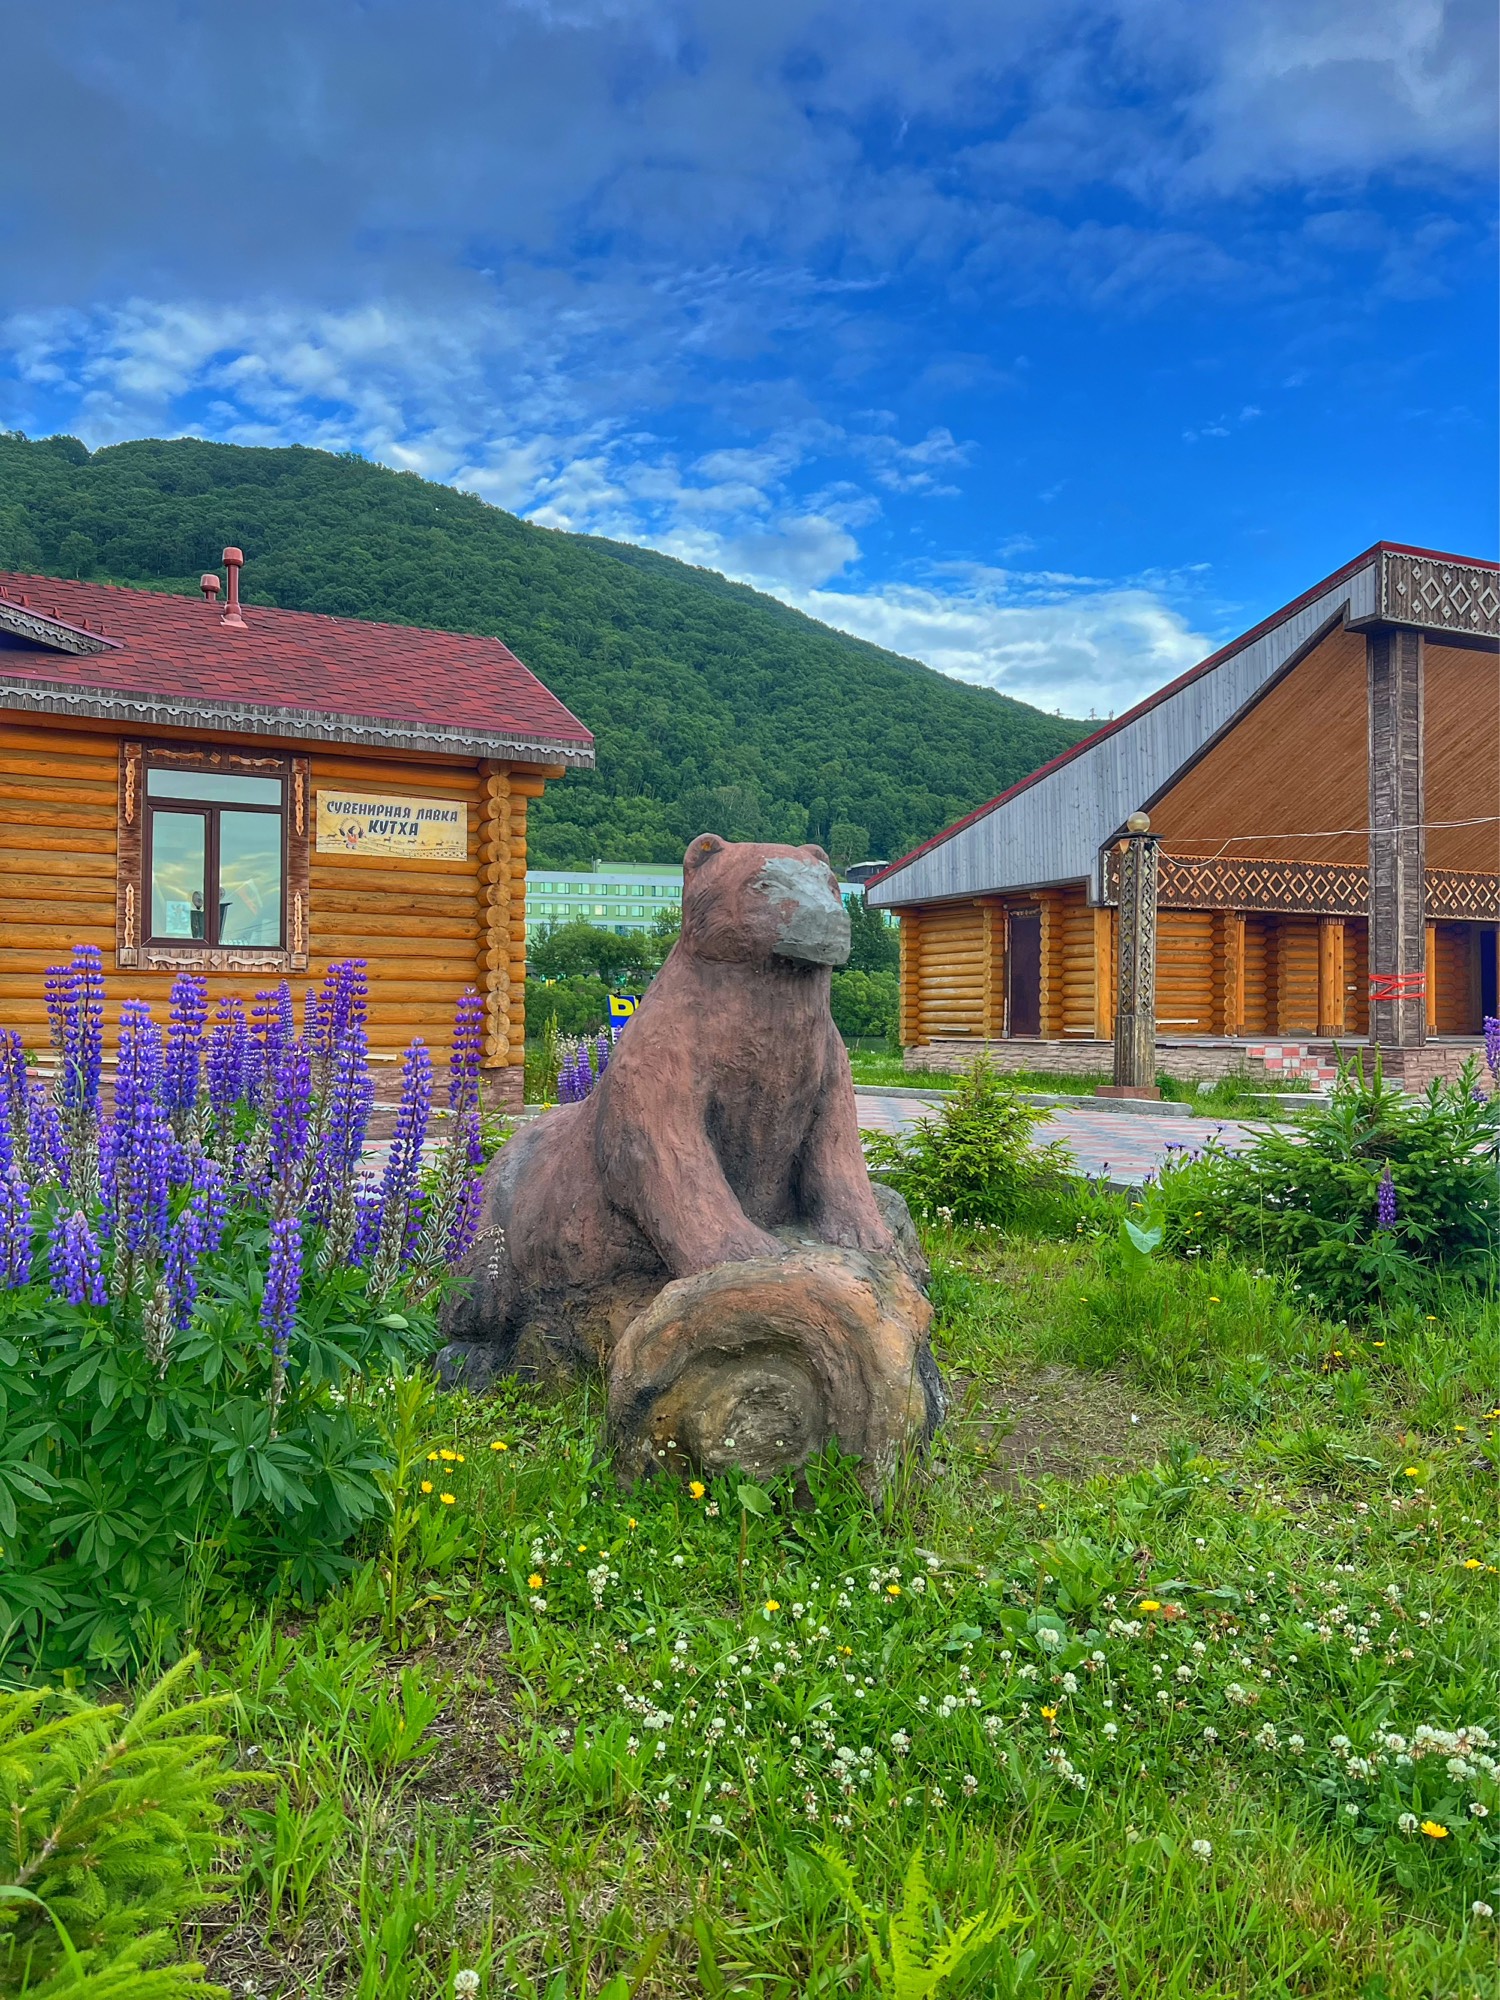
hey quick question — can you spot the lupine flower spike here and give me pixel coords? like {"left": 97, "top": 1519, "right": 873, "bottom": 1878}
{"left": 262, "top": 1215, "right": 303, "bottom": 1421}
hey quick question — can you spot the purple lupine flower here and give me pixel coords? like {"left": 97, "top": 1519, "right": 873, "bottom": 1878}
{"left": 48, "top": 1208, "right": 106, "bottom": 1307}
{"left": 309, "top": 976, "right": 375, "bottom": 1222}
{"left": 268, "top": 1039, "right": 314, "bottom": 1191}
{"left": 367, "top": 1039, "right": 433, "bottom": 1284}
{"left": 164, "top": 1156, "right": 227, "bottom": 1331}
{"left": 115, "top": 1000, "right": 164, "bottom": 1125}
{"left": 262, "top": 1214, "right": 303, "bottom": 1372}
{"left": 1485, "top": 1015, "right": 1500, "bottom": 1084}
{"left": 351, "top": 1181, "right": 384, "bottom": 1264}
{"left": 163, "top": 974, "right": 209, "bottom": 1121}
{"left": 206, "top": 997, "right": 254, "bottom": 1119}
{"left": 1376, "top": 1164, "right": 1398, "bottom": 1231}
{"left": 254, "top": 984, "right": 296, "bottom": 1070}
{"left": 0, "top": 1165, "right": 32, "bottom": 1286}
{"left": 45, "top": 944, "right": 105, "bottom": 1118}
{"left": 448, "top": 989, "right": 485, "bottom": 1115}
{"left": 115, "top": 1101, "right": 173, "bottom": 1256}
{"left": 594, "top": 1031, "right": 612, "bottom": 1080}
{"left": 0, "top": 1029, "right": 27, "bottom": 1164}
{"left": 444, "top": 1171, "right": 486, "bottom": 1264}
{"left": 308, "top": 959, "right": 369, "bottom": 1066}
{"left": 26, "top": 1086, "right": 67, "bottom": 1185}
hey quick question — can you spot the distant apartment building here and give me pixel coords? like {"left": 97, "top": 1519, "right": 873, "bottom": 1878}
{"left": 526, "top": 859, "right": 870, "bottom": 937}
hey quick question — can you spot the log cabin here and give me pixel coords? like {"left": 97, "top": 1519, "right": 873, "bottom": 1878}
{"left": 867, "top": 544, "right": 1500, "bottom": 1092}
{"left": 0, "top": 550, "right": 593, "bottom": 1107}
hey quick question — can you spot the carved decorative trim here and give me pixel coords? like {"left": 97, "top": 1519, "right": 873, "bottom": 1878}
{"left": 1379, "top": 550, "right": 1500, "bottom": 639}
{"left": 1103, "top": 853, "right": 1498, "bottom": 922}
{"left": 287, "top": 755, "right": 312, "bottom": 970}
{"left": 116, "top": 742, "right": 144, "bottom": 967}
{"left": 0, "top": 595, "right": 122, "bottom": 655}
{"left": 140, "top": 946, "right": 299, "bottom": 974}
{"left": 0, "top": 676, "right": 594, "bottom": 767}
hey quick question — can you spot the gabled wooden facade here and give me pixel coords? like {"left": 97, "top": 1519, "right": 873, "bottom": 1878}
{"left": 0, "top": 560, "right": 593, "bottom": 1104}
{"left": 869, "top": 546, "right": 1500, "bottom": 1089}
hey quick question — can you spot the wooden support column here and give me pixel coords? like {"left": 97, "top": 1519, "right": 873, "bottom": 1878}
{"left": 1092, "top": 905, "right": 1115, "bottom": 1042}
{"left": 1366, "top": 627, "right": 1426, "bottom": 1047}
{"left": 980, "top": 901, "right": 1003, "bottom": 1038}
{"left": 1217, "top": 911, "right": 1245, "bottom": 1036}
{"left": 477, "top": 763, "right": 512, "bottom": 1067}
{"left": 1425, "top": 922, "right": 1437, "bottom": 1033}
{"left": 1105, "top": 822, "right": 1160, "bottom": 1096}
{"left": 508, "top": 773, "right": 546, "bottom": 1072}
{"left": 1318, "top": 918, "right": 1346, "bottom": 1036}
{"left": 1038, "top": 891, "right": 1065, "bottom": 1040}
{"left": 899, "top": 913, "right": 922, "bottom": 1047}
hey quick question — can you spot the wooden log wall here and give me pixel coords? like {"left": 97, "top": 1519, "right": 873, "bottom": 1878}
{"left": 0, "top": 716, "right": 548, "bottom": 1071}
{"left": 1155, "top": 910, "right": 1216, "bottom": 1035}
{"left": 891, "top": 893, "right": 1484, "bottom": 1047}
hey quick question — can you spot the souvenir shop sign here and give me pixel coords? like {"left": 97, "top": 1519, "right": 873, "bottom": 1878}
{"left": 316, "top": 791, "right": 468, "bottom": 861}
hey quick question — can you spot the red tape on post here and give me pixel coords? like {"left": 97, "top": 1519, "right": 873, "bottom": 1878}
{"left": 1368, "top": 973, "right": 1426, "bottom": 1000}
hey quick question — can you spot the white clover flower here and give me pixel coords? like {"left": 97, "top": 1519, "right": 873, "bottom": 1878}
{"left": 1103, "top": 1722, "right": 1119, "bottom": 1738}
{"left": 1190, "top": 1839, "right": 1212, "bottom": 1860}
{"left": 454, "top": 1973, "right": 481, "bottom": 1999}
{"left": 1398, "top": 1813, "right": 1419, "bottom": 1834}
{"left": 1473, "top": 1901, "right": 1494, "bottom": 1919}
{"left": 1470, "top": 1803, "right": 1489, "bottom": 1818}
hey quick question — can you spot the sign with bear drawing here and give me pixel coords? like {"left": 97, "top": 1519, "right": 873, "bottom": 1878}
{"left": 316, "top": 791, "right": 468, "bottom": 860}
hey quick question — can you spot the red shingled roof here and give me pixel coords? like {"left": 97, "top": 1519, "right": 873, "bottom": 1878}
{"left": 0, "top": 571, "right": 593, "bottom": 764}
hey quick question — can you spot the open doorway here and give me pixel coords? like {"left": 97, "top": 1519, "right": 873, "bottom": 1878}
{"left": 1007, "top": 907, "right": 1041, "bottom": 1037}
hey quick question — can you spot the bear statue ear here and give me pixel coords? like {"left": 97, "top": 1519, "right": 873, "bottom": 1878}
{"left": 684, "top": 832, "right": 728, "bottom": 872}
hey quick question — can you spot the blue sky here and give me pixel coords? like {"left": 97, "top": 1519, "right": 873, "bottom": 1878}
{"left": 1, "top": 0, "right": 1494, "bottom": 718}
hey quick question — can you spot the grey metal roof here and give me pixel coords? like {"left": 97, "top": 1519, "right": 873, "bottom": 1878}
{"left": 867, "top": 543, "right": 1499, "bottom": 911}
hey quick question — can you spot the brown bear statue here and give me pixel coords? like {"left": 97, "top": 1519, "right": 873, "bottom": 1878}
{"left": 438, "top": 835, "right": 945, "bottom": 1482}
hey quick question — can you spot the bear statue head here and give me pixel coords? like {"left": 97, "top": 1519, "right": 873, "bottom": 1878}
{"left": 678, "top": 835, "right": 851, "bottom": 967}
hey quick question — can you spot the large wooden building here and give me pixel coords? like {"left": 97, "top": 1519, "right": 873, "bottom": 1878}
{"left": 867, "top": 545, "right": 1500, "bottom": 1090}
{"left": 0, "top": 552, "right": 593, "bottom": 1106}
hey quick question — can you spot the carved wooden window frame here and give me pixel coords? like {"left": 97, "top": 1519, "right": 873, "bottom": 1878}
{"left": 117, "top": 741, "right": 310, "bottom": 973}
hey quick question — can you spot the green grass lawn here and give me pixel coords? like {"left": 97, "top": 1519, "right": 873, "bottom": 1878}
{"left": 846, "top": 1049, "right": 1314, "bottom": 1120}
{"left": 179, "top": 1205, "right": 1499, "bottom": 1999}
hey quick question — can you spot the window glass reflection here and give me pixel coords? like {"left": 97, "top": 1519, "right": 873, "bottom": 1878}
{"left": 218, "top": 812, "right": 283, "bottom": 945}
{"left": 147, "top": 769, "right": 283, "bottom": 805}
{"left": 150, "top": 813, "right": 207, "bottom": 939}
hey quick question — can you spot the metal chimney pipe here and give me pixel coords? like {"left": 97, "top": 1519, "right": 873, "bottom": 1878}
{"left": 220, "top": 546, "right": 247, "bottom": 629}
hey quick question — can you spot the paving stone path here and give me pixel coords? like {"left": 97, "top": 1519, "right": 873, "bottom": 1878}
{"left": 853, "top": 1090, "right": 1269, "bottom": 1186}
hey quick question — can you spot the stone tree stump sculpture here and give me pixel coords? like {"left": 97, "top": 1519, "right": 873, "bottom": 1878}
{"left": 438, "top": 835, "right": 945, "bottom": 1488}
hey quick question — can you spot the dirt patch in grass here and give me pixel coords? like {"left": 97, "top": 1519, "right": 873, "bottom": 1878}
{"left": 947, "top": 1361, "right": 1188, "bottom": 1489}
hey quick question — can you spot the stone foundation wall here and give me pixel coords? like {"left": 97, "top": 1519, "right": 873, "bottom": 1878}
{"left": 906, "top": 1036, "right": 1486, "bottom": 1092}
{"left": 905, "top": 1039, "right": 1263, "bottom": 1084}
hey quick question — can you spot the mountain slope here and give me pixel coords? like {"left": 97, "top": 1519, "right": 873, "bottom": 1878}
{"left": 0, "top": 433, "right": 1083, "bottom": 868}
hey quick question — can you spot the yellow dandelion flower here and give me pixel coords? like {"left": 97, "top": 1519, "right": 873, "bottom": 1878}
{"left": 689, "top": 1480, "right": 706, "bottom": 1500}
{"left": 886, "top": 1583, "right": 902, "bottom": 1597}
{"left": 440, "top": 1492, "right": 456, "bottom": 1505}
{"left": 764, "top": 1599, "right": 780, "bottom": 1613}
{"left": 528, "top": 1573, "right": 544, "bottom": 1589}
{"left": 1373, "top": 1340, "right": 1386, "bottom": 1347}
{"left": 627, "top": 1518, "right": 638, "bottom": 1529}
{"left": 1420, "top": 1820, "right": 1449, "bottom": 1839}
{"left": 426, "top": 1452, "right": 439, "bottom": 1462}
{"left": 420, "top": 1480, "right": 433, "bottom": 1494}
{"left": 1464, "top": 1558, "right": 1483, "bottom": 1570}
{"left": 490, "top": 1440, "right": 508, "bottom": 1451}
{"left": 839, "top": 1645, "right": 853, "bottom": 1656}
{"left": 455, "top": 1453, "right": 466, "bottom": 1462}
{"left": 1040, "top": 1705, "right": 1058, "bottom": 1720}
{"left": 1403, "top": 1467, "right": 1422, "bottom": 1478}
{"left": 1139, "top": 1599, "right": 1161, "bottom": 1613}
{"left": 1208, "top": 1295, "right": 1221, "bottom": 1303}
{"left": 439, "top": 1448, "right": 457, "bottom": 1461}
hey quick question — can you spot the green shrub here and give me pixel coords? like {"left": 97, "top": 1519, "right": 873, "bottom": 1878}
{"left": 523, "top": 976, "right": 612, "bottom": 1038}
{"left": 1153, "top": 1056, "right": 1499, "bottom": 1317}
{"left": 865, "top": 1058, "right": 1064, "bottom": 1226}
{"left": 0, "top": 1654, "right": 249, "bottom": 1996}
{"left": 830, "top": 969, "right": 899, "bottom": 1043}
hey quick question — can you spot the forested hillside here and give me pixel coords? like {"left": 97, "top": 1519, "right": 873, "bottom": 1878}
{"left": 0, "top": 432, "right": 1083, "bottom": 868}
